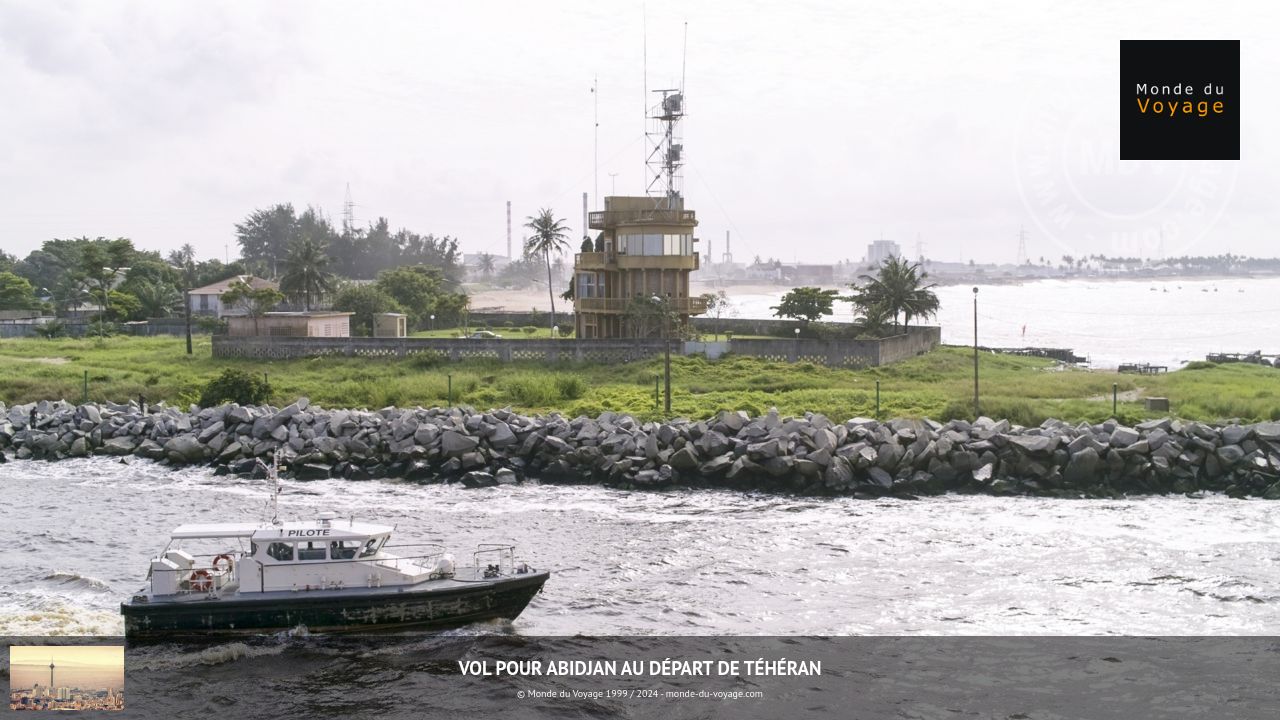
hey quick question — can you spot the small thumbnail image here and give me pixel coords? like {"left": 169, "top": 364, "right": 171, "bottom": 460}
{"left": 9, "top": 645, "right": 124, "bottom": 711}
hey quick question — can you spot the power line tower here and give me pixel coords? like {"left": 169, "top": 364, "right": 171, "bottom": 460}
{"left": 722, "top": 230, "right": 733, "bottom": 265}
{"left": 915, "top": 233, "right": 925, "bottom": 263}
{"left": 342, "top": 184, "right": 357, "bottom": 234}
{"left": 1016, "top": 225, "right": 1029, "bottom": 266}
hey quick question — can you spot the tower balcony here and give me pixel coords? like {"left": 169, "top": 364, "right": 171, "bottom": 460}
{"left": 574, "top": 253, "right": 700, "bottom": 271}
{"left": 575, "top": 296, "right": 709, "bottom": 315}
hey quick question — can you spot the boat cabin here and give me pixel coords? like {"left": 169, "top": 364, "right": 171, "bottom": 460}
{"left": 148, "top": 511, "right": 445, "bottom": 597}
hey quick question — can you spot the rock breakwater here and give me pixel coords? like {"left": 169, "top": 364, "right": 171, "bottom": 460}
{"left": 3, "top": 399, "right": 1280, "bottom": 499}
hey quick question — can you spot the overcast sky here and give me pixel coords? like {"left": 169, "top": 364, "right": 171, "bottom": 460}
{"left": 2, "top": 1, "right": 1276, "bottom": 265}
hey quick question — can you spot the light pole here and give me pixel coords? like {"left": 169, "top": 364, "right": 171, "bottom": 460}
{"left": 794, "top": 326, "right": 800, "bottom": 361}
{"left": 652, "top": 295, "right": 671, "bottom": 415}
{"left": 972, "top": 286, "right": 979, "bottom": 419}
{"left": 430, "top": 314, "right": 435, "bottom": 332}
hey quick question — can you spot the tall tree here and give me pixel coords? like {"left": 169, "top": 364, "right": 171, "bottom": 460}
{"left": 478, "top": 252, "right": 496, "bottom": 278}
{"left": 846, "top": 256, "right": 939, "bottom": 331}
{"left": 332, "top": 283, "right": 403, "bottom": 336}
{"left": 131, "top": 280, "right": 182, "bottom": 318}
{"left": 235, "top": 204, "right": 297, "bottom": 278}
{"left": 0, "top": 250, "right": 15, "bottom": 273}
{"left": 374, "top": 265, "right": 467, "bottom": 329}
{"left": 0, "top": 272, "right": 38, "bottom": 310}
{"left": 523, "top": 208, "right": 571, "bottom": 332}
{"left": 167, "top": 243, "right": 196, "bottom": 268}
{"left": 700, "top": 290, "right": 733, "bottom": 340}
{"left": 771, "top": 287, "right": 839, "bottom": 326}
{"left": 279, "top": 236, "right": 335, "bottom": 310}
{"left": 78, "top": 238, "right": 136, "bottom": 336}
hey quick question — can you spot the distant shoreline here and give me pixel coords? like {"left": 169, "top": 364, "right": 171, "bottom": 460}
{"left": 467, "top": 273, "right": 1280, "bottom": 312}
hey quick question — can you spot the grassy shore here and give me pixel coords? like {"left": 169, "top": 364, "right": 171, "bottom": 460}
{"left": 0, "top": 335, "right": 1276, "bottom": 425}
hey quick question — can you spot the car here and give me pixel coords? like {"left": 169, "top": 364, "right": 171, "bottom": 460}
{"left": 464, "top": 330, "right": 502, "bottom": 339}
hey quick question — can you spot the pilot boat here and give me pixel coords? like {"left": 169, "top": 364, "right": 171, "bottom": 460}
{"left": 121, "top": 460, "right": 548, "bottom": 638}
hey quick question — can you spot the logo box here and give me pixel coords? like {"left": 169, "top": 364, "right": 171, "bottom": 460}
{"left": 1120, "top": 40, "right": 1239, "bottom": 160}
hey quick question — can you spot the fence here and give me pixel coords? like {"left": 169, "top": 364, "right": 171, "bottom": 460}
{"left": 0, "top": 320, "right": 195, "bottom": 338}
{"left": 213, "top": 336, "right": 675, "bottom": 363}
{"left": 212, "top": 326, "right": 941, "bottom": 367}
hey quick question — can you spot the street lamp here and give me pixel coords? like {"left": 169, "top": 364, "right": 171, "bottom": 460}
{"left": 652, "top": 295, "right": 671, "bottom": 415}
{"left": 794, "top": 326, "right": 801, "bottom": 361}
{"left": 430, "top": 314, "right": 435, "bottom": 332}
{"left": 972, "top": 287, "right": 979, "bottom": 419}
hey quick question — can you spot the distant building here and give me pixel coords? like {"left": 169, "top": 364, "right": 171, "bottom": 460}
{"left": 865, "top": 239, "right": 901, "bottom": 268}
{"left": 744, "top": 259, "right": 783, "bottom": 282}
{"left": 571, "top": 195, "right": 707, "bottom": 338}
{"left": 782, "top": 264, "right": 835, "bottom": 285}
{"left": 373, "top": 312, "right": 408, "bottom": 338}
{"left": 227, "top": 311, "right": 352, "bottom": 338}
{"left": 188, "top": 275, "right": 278, "bottom": 317}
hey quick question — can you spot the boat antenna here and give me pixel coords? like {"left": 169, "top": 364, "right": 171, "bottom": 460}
{"left": 270, "top": 449, "right": 283, "bottom": 526}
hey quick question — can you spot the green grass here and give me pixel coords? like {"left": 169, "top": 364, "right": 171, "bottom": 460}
{"left": 0, "top": 336, "right": 1277, "bottom": 425}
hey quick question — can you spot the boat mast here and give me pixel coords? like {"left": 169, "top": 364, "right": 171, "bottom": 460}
{"left": 269, "top": 449, "right": 283, "bottom": 526}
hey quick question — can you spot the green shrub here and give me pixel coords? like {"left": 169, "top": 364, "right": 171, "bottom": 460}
{"left": 31, "top": 321, "right": 66, "bottom": 339}
{"left": 85, "top": 320, "right": 119, "bottom": 338}
{"left": 522, "top": 326, "right": 537, "bottom": 335}
{"left": 199, "top": 368, "right": 272, "bottom": 407}
{"left": 194, "top": 316, "right": 227, "bottom": 334}
{"left": 555, "top": 375, "right": 587, "bottom": 400}
{"left": 1183, "top": 361, "right": 1216, "bottom": 370}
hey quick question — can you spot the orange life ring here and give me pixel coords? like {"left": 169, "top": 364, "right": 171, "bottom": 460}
{"left": 213, "top": 554, "right": 234, "bottom": 572}
{"left": 189, "top": 568, "right": 213, "bottom": 593}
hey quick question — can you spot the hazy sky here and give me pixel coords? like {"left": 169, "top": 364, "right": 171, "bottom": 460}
{"left": 2, "top": 1, "right": 1276, "bottom": 265}
{"left": 9, "top": 645, "right": 124, "bottom": 691}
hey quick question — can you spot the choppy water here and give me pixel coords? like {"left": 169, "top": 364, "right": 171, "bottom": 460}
{"left": 3, "top": 458, "right": 1280, "bottom": 637}
{"left": 728, "top": 276, "right": 1280, "bottom": 368}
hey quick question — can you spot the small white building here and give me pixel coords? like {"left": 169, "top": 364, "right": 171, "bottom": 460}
{"left": 227, "top": 311, "right": 353, "bottom": 338}
{"left": 188, "top": 275, "right": 278, "bottom": 317}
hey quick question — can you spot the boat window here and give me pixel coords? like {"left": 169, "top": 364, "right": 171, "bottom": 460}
{"left": 359, "top": 537, "right": 383, "bottom": 558}
{"left": 266, "top": 542, "right": 294, "bottom": 562}
{"left": 330, "top": 540, "right": 361, "bottom": 560}
{"left": 298, "top": 541, "right": 326, "bottom": 562}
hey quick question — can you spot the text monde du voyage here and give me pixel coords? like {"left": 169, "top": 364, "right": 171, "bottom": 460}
{"left": 1135, "top": 82, "right": 1227, "bottom": 118}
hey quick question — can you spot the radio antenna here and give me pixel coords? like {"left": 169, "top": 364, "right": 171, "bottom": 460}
{"left": 681, "top": 21, "right": 688, "bottom": 93}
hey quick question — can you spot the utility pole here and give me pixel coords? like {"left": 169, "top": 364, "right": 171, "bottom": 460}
{"left": 653, "top": 295, "right": 671, "bottom": 415}
{"left": 184, "top": 290, "right": 192, "bottom": 355}
{"left": 972, "top": 287, "right": 980, "bottom": 418}
{"left": 506, "top": 201, "right": 512, "bottom": 259}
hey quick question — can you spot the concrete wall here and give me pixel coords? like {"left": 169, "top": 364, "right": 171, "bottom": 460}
{"left": 213, "top": 336, "right": 674, "bottom": 363}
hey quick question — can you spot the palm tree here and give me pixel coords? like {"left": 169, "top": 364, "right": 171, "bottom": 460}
{"left": 132, "top": 280, "right": 182, "bottom": 318}
{"left": 279, "top": 237, "right": 335, "bottom": 310}
{"left": 478, "top": 252, "right": 496, "bottom": 278}
{"left": 167, "top": 244, "right": 196, "bottom": 268}
{"left": 523, "top": 208, "right": 571, "bottom": 331}
{"left": 847, "top": 256, "right": 939, "bottom": 332}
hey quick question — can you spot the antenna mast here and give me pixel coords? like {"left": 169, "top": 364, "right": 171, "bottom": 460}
{"left": 592, "top": 76, "right": 599, "bottom": 210}
{"left": 342, "top": 184, "right": 356, "bottom": 234}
